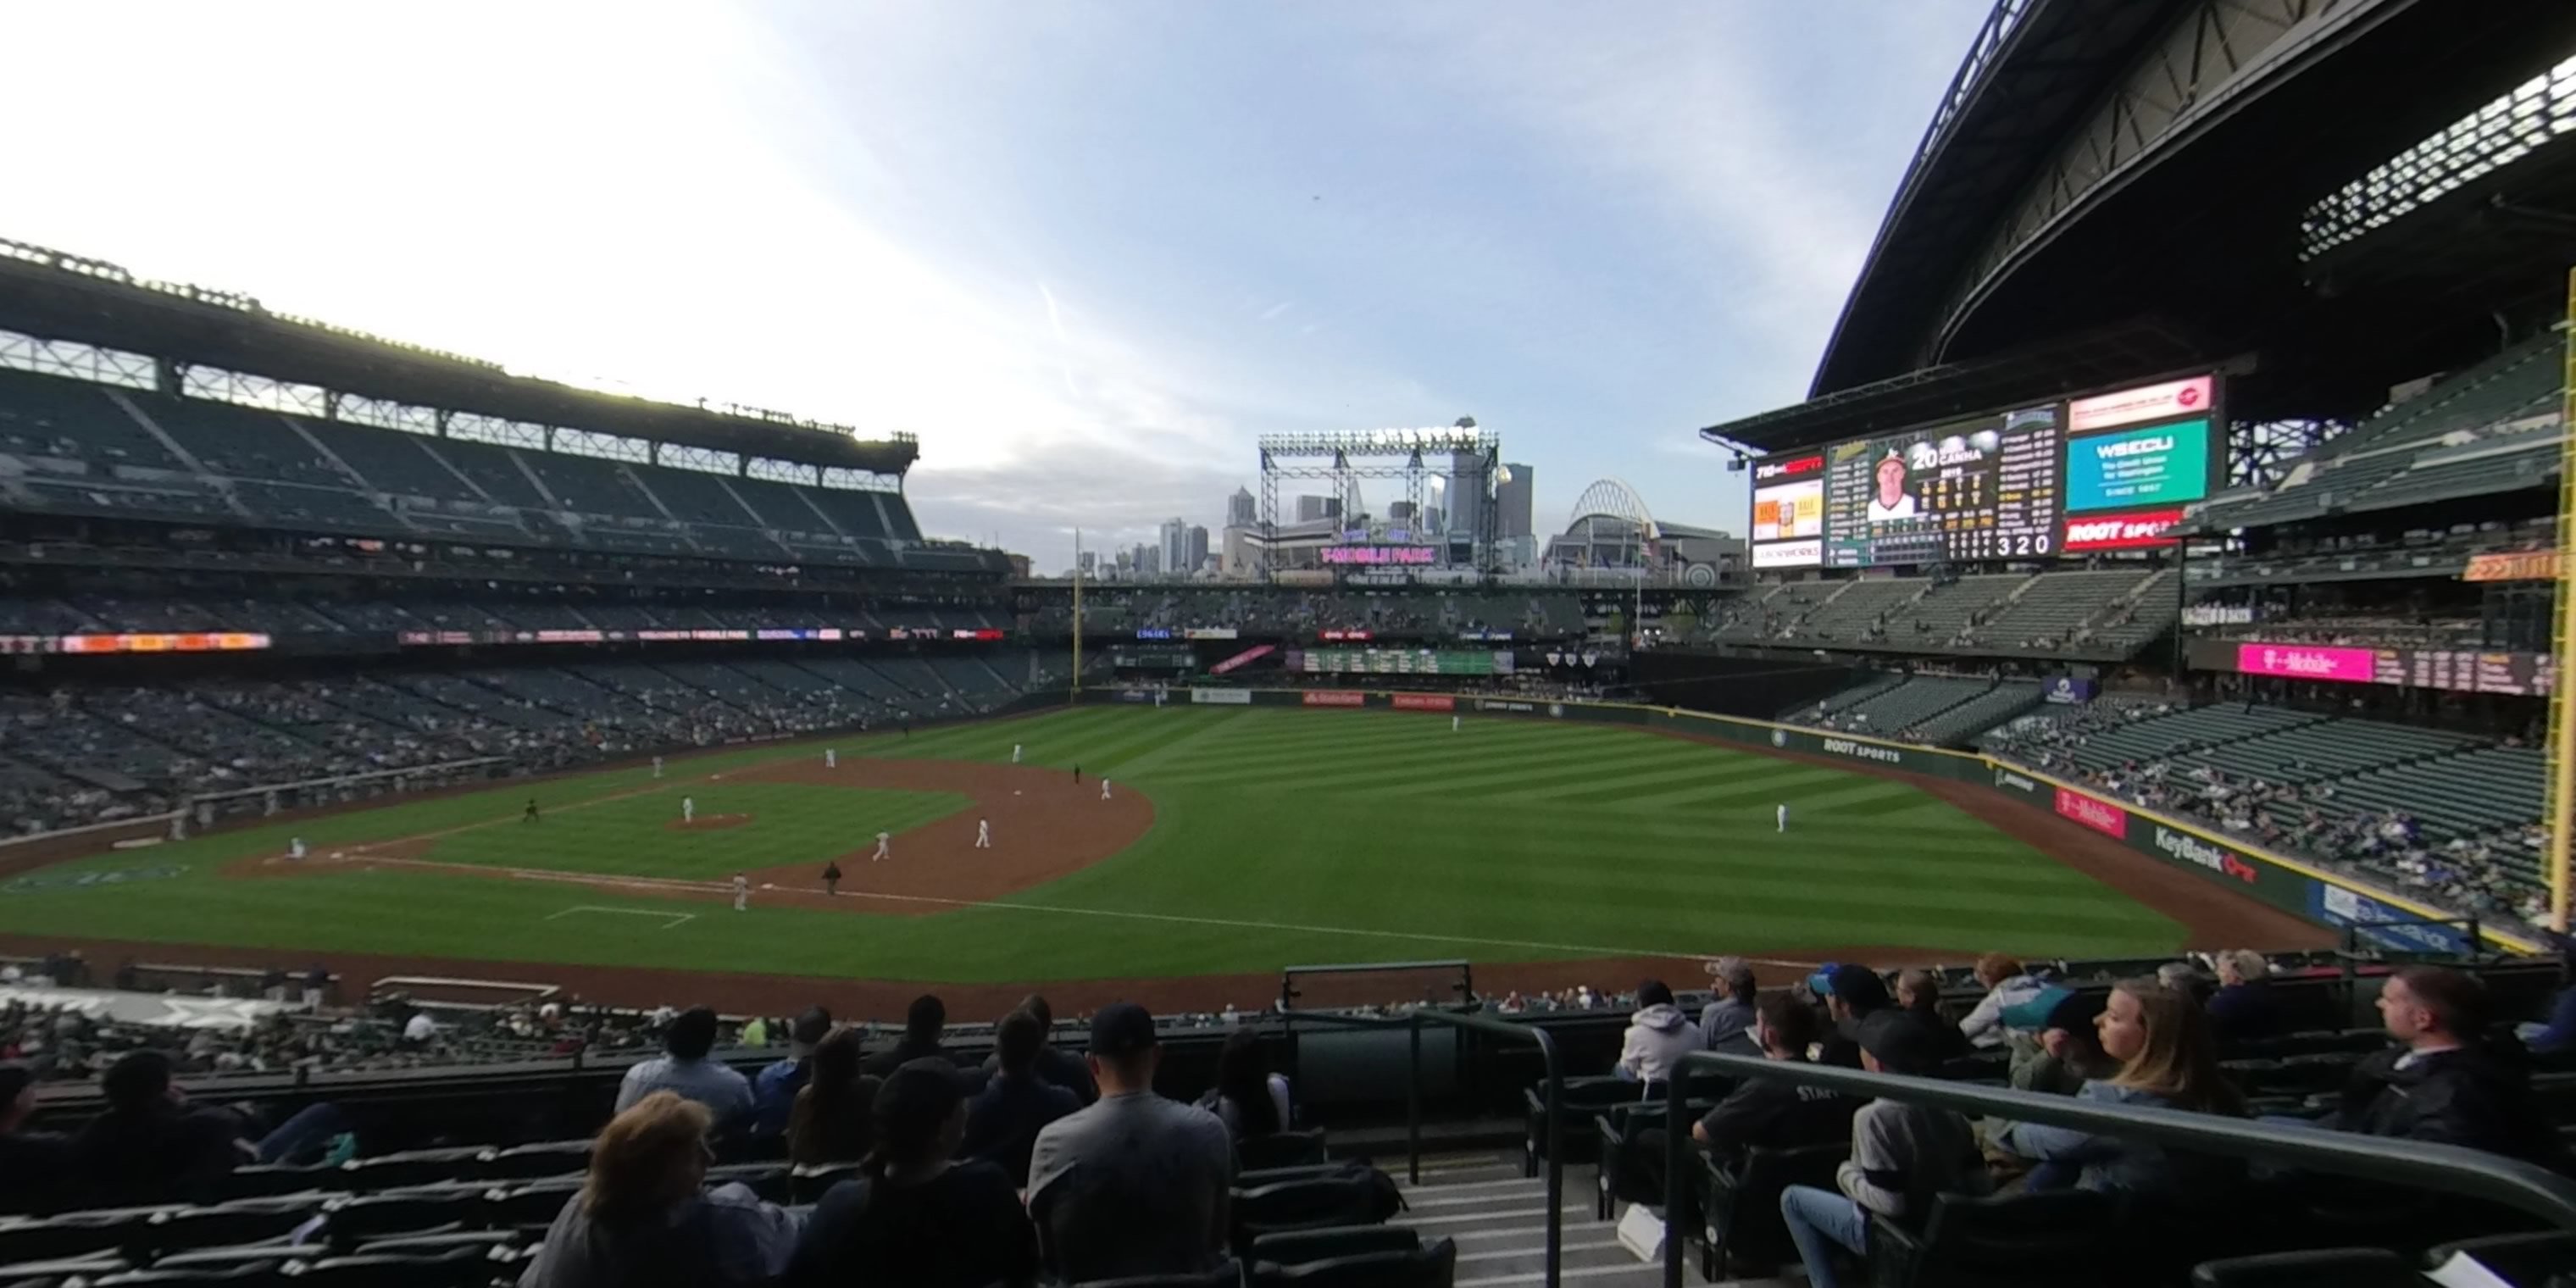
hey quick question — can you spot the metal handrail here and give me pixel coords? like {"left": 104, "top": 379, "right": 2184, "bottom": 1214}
{"left": 1276, "top": 1008, "right": 1567, "bottom": 1288}
{"left": 1656, "top": 1048, "right": 2576, "bottom": 1288}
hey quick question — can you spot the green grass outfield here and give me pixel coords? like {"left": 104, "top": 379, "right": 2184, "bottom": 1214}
{"left": 0, "top": 705, "right": 2183, "bottom": 983}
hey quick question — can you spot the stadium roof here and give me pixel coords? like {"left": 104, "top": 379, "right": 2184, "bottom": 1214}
{"left": 1700, "top": 319, "right": 2218, "bottom": 455}
{"left": 1809, "top": 0, "right": 2186, "bottom": 397}
{"left": 1806, "top": 0, "right": 2576, "bottom": 424}
{"left": 0, "top": 242, "right": 919, "bottom": 475}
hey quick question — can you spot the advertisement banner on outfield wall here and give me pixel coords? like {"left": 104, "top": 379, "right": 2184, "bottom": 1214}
{"left": 2311, "top": 884, "right": 2475, "bottom": 956}
{"left": 1190, "top": 688, "right": 1252, "bottom": 705}
{"left": 1302, "top": 691, "right": 1366, "bottom": 707}
{"left": 1391, "top": 693, "right": 1456, "bottom": 712}
{"left": 2053, "top": 789, "right": 2127, "bottom": 838}
{"left": 1114, "top": 689, "right": 1157, "bottom": 703}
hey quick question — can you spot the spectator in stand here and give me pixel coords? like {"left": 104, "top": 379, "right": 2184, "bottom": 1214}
{"left": 614, "top": 1007, "right": 752, "bottom": 1127}
{"left": 73, "top": 1052, "right": 255, "bottom": 1206}
{"left": 783, "top": 1059, "right": 1038, "bottom": 1288}
{"left": 2320, "top": 967, "right": 2558, "bottom": 1164}
{"left": 750, "top": 1007, "right": 832, "bottom": 1136}
{"left": 1195, "top": 1027, "right": 1291, "bottom": 1141}
{"left": 1990, "top": 979, "right": 2245, "bottom": 1196}
{"left": 2518, "top": 945, "right": 2576, "bottom": 1057}
{"left": 520, "top": 1091, "right": 798, "bottom": 1288}
{"left": 1701, "top": 958, "right": 1758, "bottom": 1052}
{"left": 1957, "top": 953, "right": 2049, "bottom": 1051}
{"left": 961, "top": 1010, "right": 1080, "bottom": 1185}
{"left": 1814, "top": 965, "right": 1896, "bottom": 1070}
{"left": 788, "top": 1030, "right": 880, "bottom": 1168}
{"left": 1779, "top": 1011, "right": 1990, "bottom": 1288}
{"left": 1692, "top": 991, "right": 1861, "bottom": 1168}
{"left": 1027, "top": 1003, "right": 1235, "bottom": 1283}
{"left": 1895, "top": 969, "right": 1971, "bottom": 1063}
{"left": 2011, "top": 992, "right": 2118, "bottom": 1096}
{"left": 979, "top": 994, "right": 1096, "bottom": 1103}
{"left": 1617, "top": 979, "right": 1703, "bottom": 1086}
{"left": 0, "top": 1063, "right": 75, "bottom": 1216}
{"left": 865, "top": 995, "right": 962, "bottom": 1080}
{"left": 2205, "top": 950, "right": 2286, "bottom": 1048}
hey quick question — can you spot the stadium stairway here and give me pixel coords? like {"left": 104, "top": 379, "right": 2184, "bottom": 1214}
{"left": 1397, "top": 1150, "right": 1792, "bottom": 1287}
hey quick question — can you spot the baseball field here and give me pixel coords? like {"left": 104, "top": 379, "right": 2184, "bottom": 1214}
{"left": 0, "top": 704, "right": 2324, "bottom": 1014}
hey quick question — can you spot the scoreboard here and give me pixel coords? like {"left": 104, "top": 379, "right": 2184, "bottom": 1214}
{"left": 1287, "top": 648, "right": 1510, "bottom": 675}
{"left": 1821, "top": 403, "right": 2061, "bottom": 567}
{"left": 1751, "top": 373, "right": 2220, "bottom": 570}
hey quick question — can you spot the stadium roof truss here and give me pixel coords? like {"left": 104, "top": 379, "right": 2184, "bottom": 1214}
{"left": 1255, "top": 427, "right": 1502, "bottom": 579}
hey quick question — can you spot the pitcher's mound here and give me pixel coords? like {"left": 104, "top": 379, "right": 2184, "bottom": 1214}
{"left": 667, "top": 814, "right": 754, "bottom": 832}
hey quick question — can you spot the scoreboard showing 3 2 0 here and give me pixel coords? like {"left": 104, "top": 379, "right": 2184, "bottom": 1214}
{"left": 1749, "top": 373, "right": 2220, "bottom": 571}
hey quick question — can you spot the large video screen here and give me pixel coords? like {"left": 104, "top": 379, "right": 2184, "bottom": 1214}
{"left": 1753, "top": 373, "right": 2220, "bottom": 569}
{"left": 1749, "top": 452, "right": 1824, "bottom": 569}
{"left": 1824, "top": 404, "right": 2061, "bottom": 566}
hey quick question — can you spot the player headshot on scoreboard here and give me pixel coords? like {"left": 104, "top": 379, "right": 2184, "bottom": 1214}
{"left": 1868, "top": 449, "right": 1918, "bottom": 522}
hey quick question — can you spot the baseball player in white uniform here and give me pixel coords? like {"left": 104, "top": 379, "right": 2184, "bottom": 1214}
{"left": 652, "top": 756, "right": 663, "bottom": 780}
{"left": 1100, "top": 778, "right": 1113, "bottom": 801}
{"left": 1452, "top": 715, "right": 1460, "bottom": 733}
{"left": 732, "top": 874, "right": 748, "bottom": 911}
{"left": 825, "top": 748, "right": 837, "bottom": 769}
{"left": 288, "top": 837, "right": 307, "bottom": 861}
{"left": 975, "top": 819, "right": 991, "bottom": 848}
{"left": 1777, "top": 803, "right": 1789, "bottom": 833}
{"left": 873, "top": 830, "right": 891, "bottom": 862}
{"left": 682, "top": 797, "right": 696, "bottom": 824}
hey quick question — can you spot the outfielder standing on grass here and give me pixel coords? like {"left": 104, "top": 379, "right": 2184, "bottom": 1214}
{"left": 732, "top": 873, "right": 749, "bottom": 912}
{"left": 1013, "top": 743, "right": 1023, "bottom": 764}
{"left": 523, "top": 798, "right": 541, "bottom": 824}
{"left": 652, "top": 755, "right": 663, "bottom": 780}
{"left": 1777, "top": 802, "right": 1789, "bottom": 833}
{"left": 823, "top": 860, "right": 841, "bottom": 897}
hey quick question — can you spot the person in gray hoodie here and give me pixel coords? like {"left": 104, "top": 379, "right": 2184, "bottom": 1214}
{"left": 1615, "top": 980, "right": 1703, "bottom": 1088}
{"left": 1956, "top": 953, "right": 2051, "bottom": 1051}
{"left": 1779, "top": 1011, "right": 1990, "bottom": 1288}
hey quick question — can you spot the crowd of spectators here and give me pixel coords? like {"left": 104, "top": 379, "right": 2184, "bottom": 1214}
{"left": 6, "top": 947, "right": 2571, "bottom": 1285}
{"left": 1987, "top": 702, "right": 2550, "bottom": 927}
{"left": 0, "top": 652, "right": 1060, "bottom": 836}
{"left": 1619, "top": 952, "right": 2567, "bottom": 1285}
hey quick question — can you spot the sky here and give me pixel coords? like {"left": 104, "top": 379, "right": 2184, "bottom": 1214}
{"left": 0, "top": 2, "right": 1990, "bottom": 572}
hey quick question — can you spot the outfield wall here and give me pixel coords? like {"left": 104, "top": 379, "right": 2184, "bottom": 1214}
{"left": 1097, "top": 685, "right": 2534, "bottom": 956}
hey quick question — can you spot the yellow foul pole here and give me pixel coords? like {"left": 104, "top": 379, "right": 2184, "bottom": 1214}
{"left": 1070, "top": 529, "right": 1084, "bottom": 698}
{"left": 2550, "top": 269, "right": 2576, "bottom": 933}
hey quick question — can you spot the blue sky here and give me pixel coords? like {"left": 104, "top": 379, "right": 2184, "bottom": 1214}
{"left": 1, "top": 2, "right": 1988, "bottom": 571}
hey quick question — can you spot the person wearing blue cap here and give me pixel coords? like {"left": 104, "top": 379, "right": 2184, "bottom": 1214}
{"left": 1025, "top": 1002, "right": 1235, "bottom": 1283}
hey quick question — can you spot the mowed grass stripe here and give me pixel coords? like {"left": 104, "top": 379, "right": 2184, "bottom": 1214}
{"left": 1499, "top": 759, "right": 1837, "bottom": 805}
{"left": 1190, "top": 741, "right": 1687, "bottom": 798}
{"left": 1133, "top": 715, "right": 1580, "bottom": 774}
{"left": 1141, "top": 730, "right": 1635, "bottom": 790}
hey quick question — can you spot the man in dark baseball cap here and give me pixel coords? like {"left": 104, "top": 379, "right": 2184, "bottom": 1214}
{"left": 1815, "top": 965, "right": 1896, "bottom": 1070}
{"left": 1026, "top": 1002, "right": 1235, "bottom": 1282}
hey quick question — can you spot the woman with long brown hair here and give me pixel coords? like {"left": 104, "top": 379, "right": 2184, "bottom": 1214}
{"left": 1990, "top": 978, "right": 2246, "bottom": 1196}
{"left": 519, "top": 1091, "right": 797, "bottom": 1288}
{"left": 787, "top": 1028, "right": 878, "bottom": 1167}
